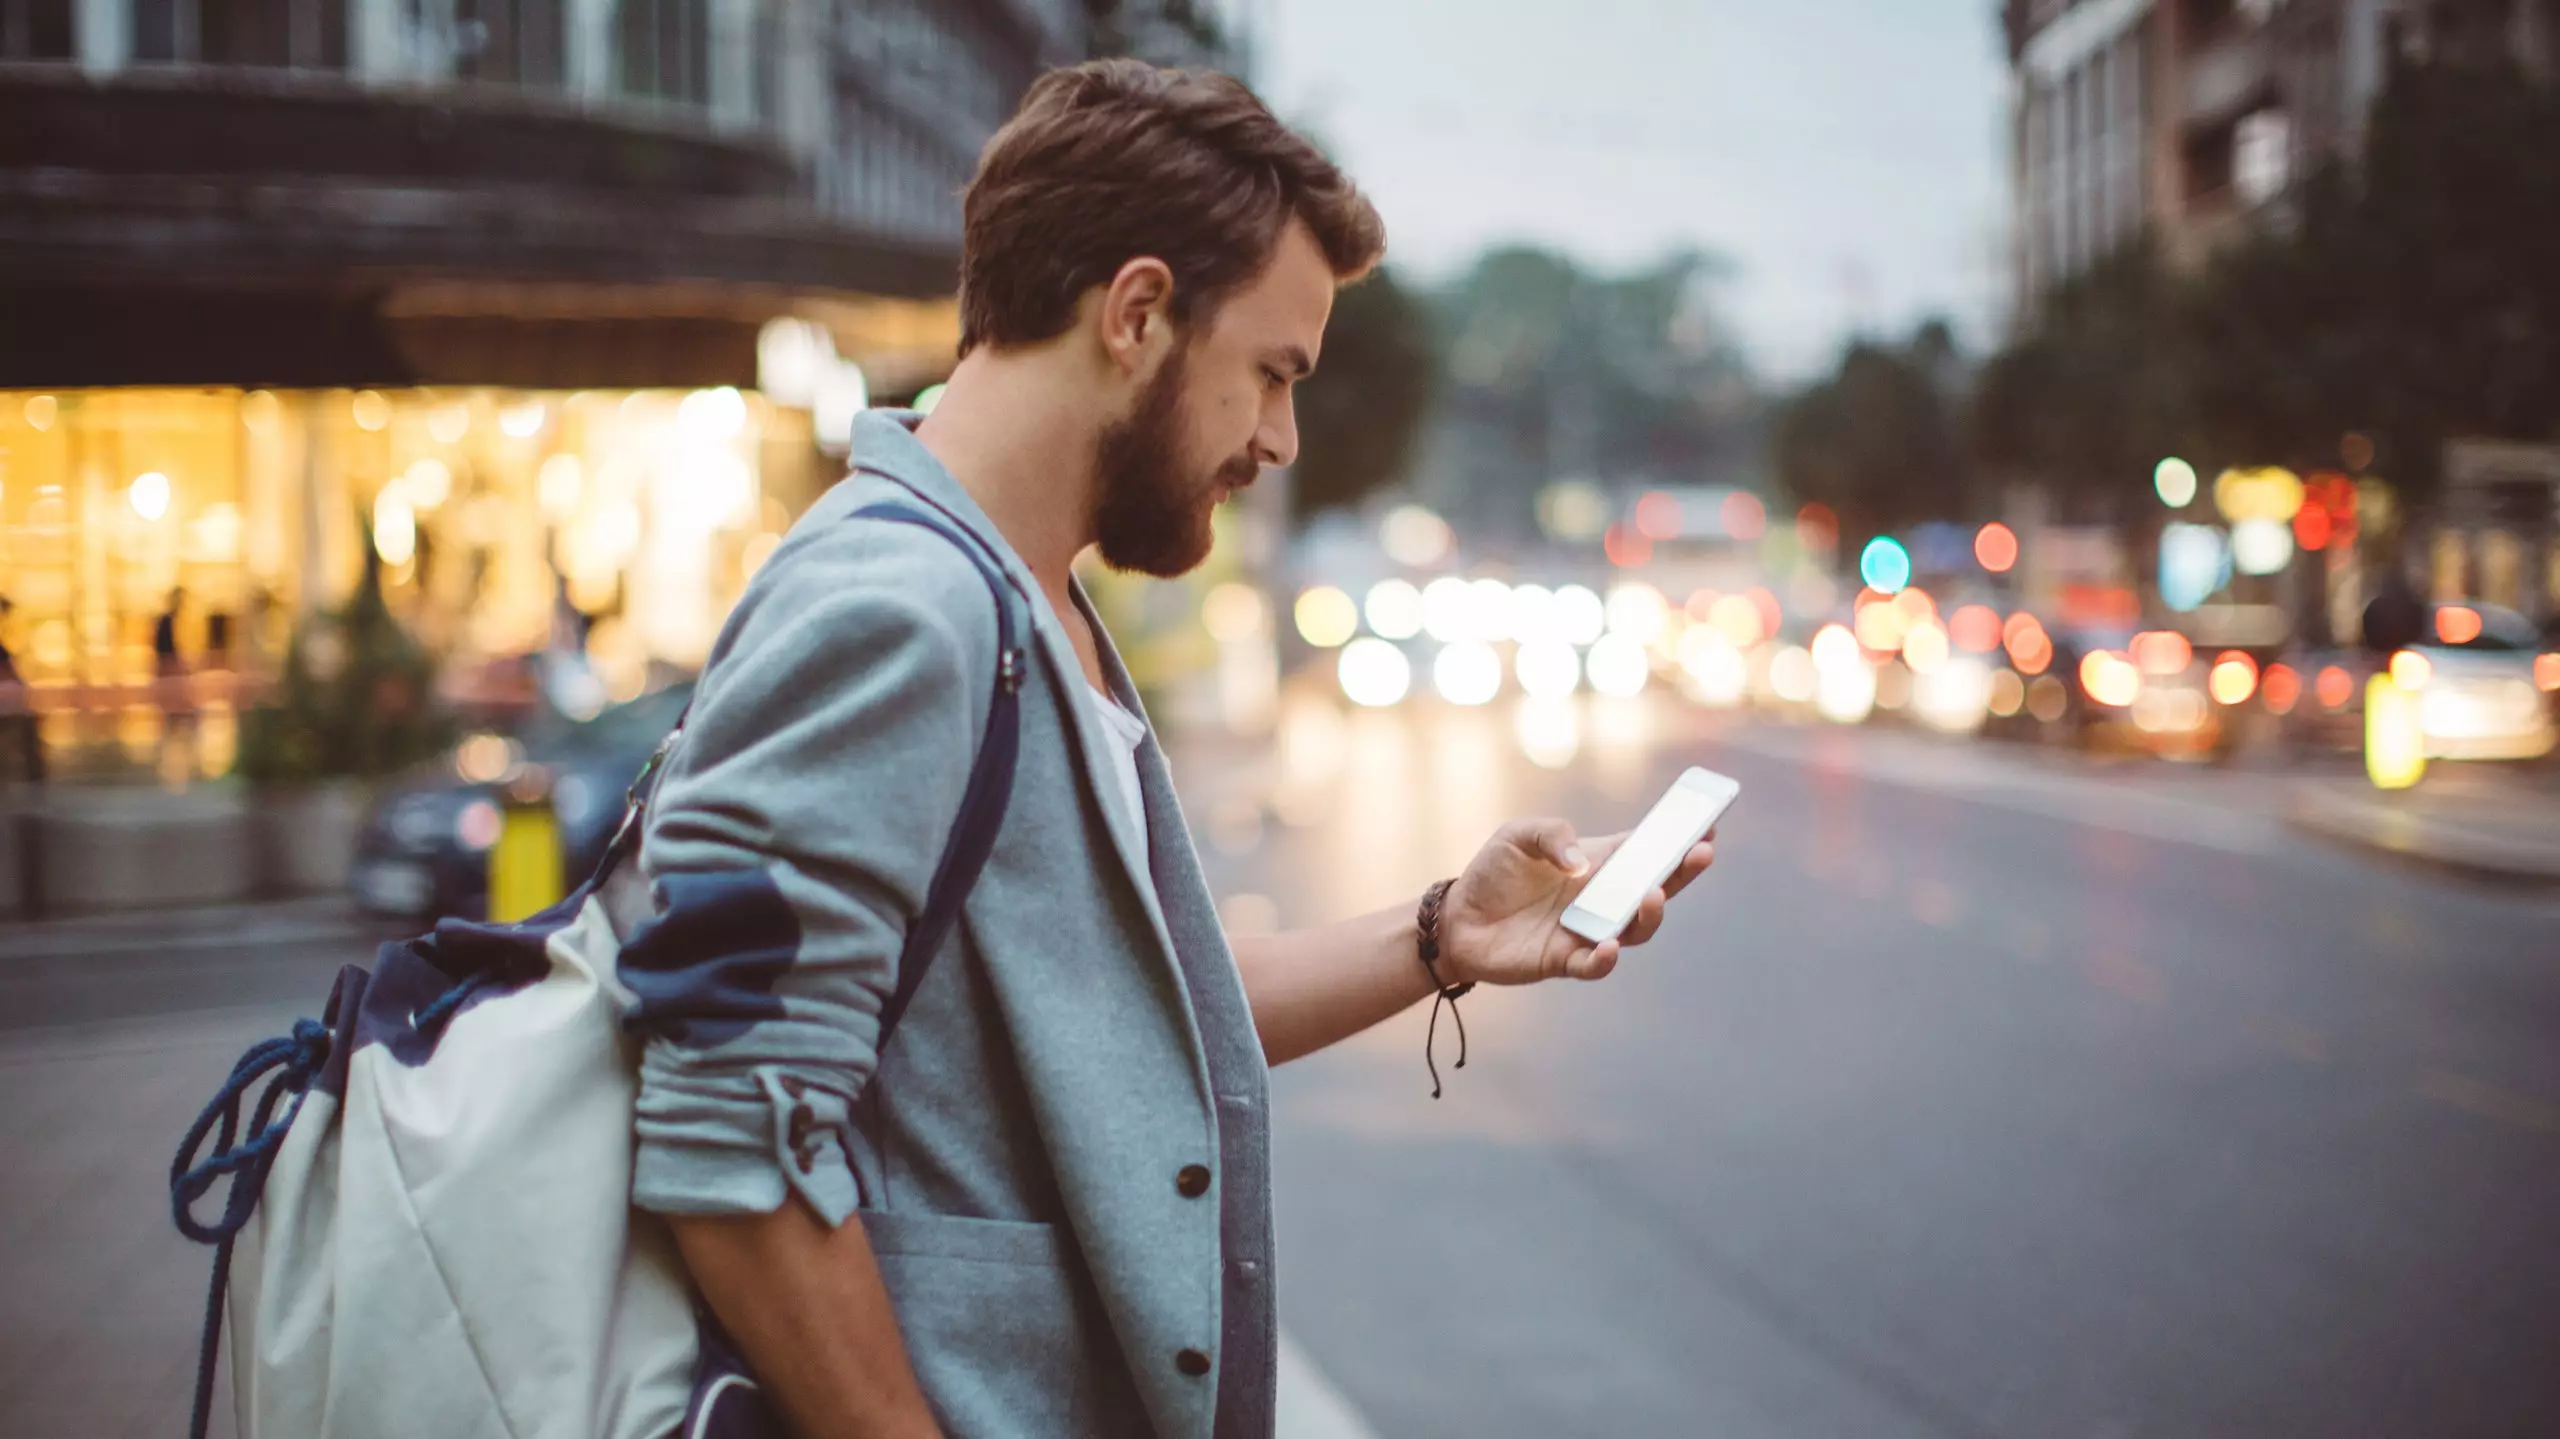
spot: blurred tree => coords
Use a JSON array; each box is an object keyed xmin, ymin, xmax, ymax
[
  {"xmin": 1290, "ymin": 266, "xmax": 1439, "ymax": 521},
  {"xmin": 1973, "ymin": 52, "xmax": 2560, "ymax": 508},
  {"xmin": 237, "ymin": 539, "xmax": 451, "ymax": 785},
  {"xmin": 1774, "ymin": 320, "xmax": 1972, "ymax": 543}
]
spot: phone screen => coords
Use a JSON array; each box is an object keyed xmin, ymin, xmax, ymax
[{"xmin": 1570, "ymin": 777, "xmax": 1731, "ymax": 930}]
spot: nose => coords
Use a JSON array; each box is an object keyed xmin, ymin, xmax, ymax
[{"xmin": 1258, "ymin": 392, "xmax": 1300, "ymax": 471}]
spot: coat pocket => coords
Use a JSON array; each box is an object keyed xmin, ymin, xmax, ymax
[{"xmin": 860, "ymin": 1211, "xmax": 1138, "ymax": 1438}]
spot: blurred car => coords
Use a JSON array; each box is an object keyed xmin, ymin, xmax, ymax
[
  {"xmin": 349, "ymin": 682, "xmax": 693, "ymax": 921},
  {"xmin": 2282, "ymin": 602, "xmax": 2554, "ymax": 762}
]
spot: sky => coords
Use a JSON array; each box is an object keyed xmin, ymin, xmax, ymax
[{"xmin": 1251, "ymin": 0, "xmax": 2014, "ymax": 380}]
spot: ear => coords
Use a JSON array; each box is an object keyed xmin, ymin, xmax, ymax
[{"xmin": 1097, "ymin": 256, "xmax": 1178, "ymax": 379}]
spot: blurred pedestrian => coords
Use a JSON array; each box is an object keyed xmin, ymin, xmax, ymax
[
  {"xmin": 635, "ymin": 60, "xmax": 1719, "ymax": 1439},
  {"xmin": 153, "ymin": 586, "xmax": 187, "ymax": 677}
]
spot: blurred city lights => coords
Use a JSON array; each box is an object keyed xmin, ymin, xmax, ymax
[
  {"xmin": 2027, "ymin": 674, "xmax": 2070, "ymax": 722},
  {"xmin": 2215, "ymin": 465, "xmax": 2306, "ymax": 523},
  {"xmin": 1421, "ymin": 576, "xmax": 1477, "ymax": 643},
  {"xmin": 1859, "ymin": 536, "xmax": 1912, "ymax": 594},
  {"xmin": 1768, "ymin": 645, "xmax": 1816, "ymax": 704},
  {"xmin": 1973, "ymin": 522, "xmax": 2018, "ymax": 573},
  {"xmin": 1294, "ymin": 586, "xmax": 1359, "ymax": 648},
  {"xmin": 1902, "ymin": 619, "xmax": 1951, "ymax": 675},
  {"xmin": 1363, "ymin": 579, "xmax": 1424, "ymax": 640},
  {"xmin": 2390, "ymin": 649, "xmax": 2432, "ymax": 689},
  {"xmin": 1538, "ymin": 481, "xmax": 1610, "ymax": 541},
  {"xmin": 1721, "ymin": 492, "xmax": 1767, "ymax": 541},
  {"xmin": 1470, "ymin": 579, "xmax": 1515, "ymax": 641},
  {"xmin": 1678, "ymin": 629, "xmax": 1747, "ymax": 706},
  {"xmin": 1794, "ymin": 502, "xmax": 1839, "ymax": 556},
  {"xmin": 1432, "ymin": 641, "xmax": 1503, "ymax": 706},
  {"xmin": 2366, "ymin": 672, "xmax": 2427, "ymax": 790},
  {"xmin": 128, "ymin": 471, "xmax": 171, "ymax": 521},
  {"xmin": 756, "ymin": 317, "xmax": 834, "ymax": 408},
  {"xmin": 2293, "ymin": 502, "xmax": 2333, "ymax": 551},
  {"xmin": 1747, "ymin": 587, "xmax": 1784, "ymax": 639},
  {"xmin": 1337, "ymin": 639, "xmax": 1412, "ymax": 708},
  {"xmin": 1854, "ymin": 598, "xmax": 1907, "ymax": 655},
  {"xmin": 1603, "ymin": 524, "xmax": 1653, "ymax": 568},
  {"xmin": 1709, "ymin": 593, "xmax": 1766, "ymax": 648},
  {"xmin": 2155, "ymin": 457, "xmax": 2199, "ymax": 508},
  {"xmin": 1553, "ymin": 585, "xmax": 1606, "ymax": 646},
  {"xmin": 2002, "ymin": 612, "xmax": 2053, "ymax": 675},
  {"xmin": 2208, "ymin": 652, "xmax": 2259, "ymax": 705},
  {"xmin": 404, "ymin": 457, "xmax": 453, "ymax": 510},
  {"xmin": 23, "ymin": 394, "xmax": 56, "ymax": 430},
  {"xmin": 539, "ymin": 454, "xmax": 583, "ymax": 517},
  {"xmin": 427, "ymin": 403, "xmax": 471, "ymax": 444},
  {"xmin": 1202, "ymin": 583, "xmax": 1268, "ymax": 644},
  {"xmin": 1605, "ymin": 583, "xmax": 1670, "ymax": 644},
  {"xmin": 351, "ymin": 389, "xmax": 391, "ymax": 431},
  {"xmin": 499, "ymin": 402, "xmax": 548, "ymax": 439},
  {"xmin": 1380, "ymin": 505, "xmax": 1456, "ymax": 567},
  {"xmin": 2262, "ymin": 663, "xmax": 2303, "ymax": 714},
  {"xmin": 2230, "ymin": 518, "xmax": 2295, "ymax": 575},
  {"xmin": 2159, "ymin": 523, "xmax": 2232, "ymax": 611},
  {"xmin": 1514, "ymin": 696, "xmax": 1581, "ymax": 770},
  {"xmin": 1950, "ymin": 604, "xmax": 2002, "ymax": 652},
  {"xmin": 1890, "ymin": 587, "xmax": 1936, "ymax": 624},
  {"xmin": 1586, "ymin": 635, "xmax": 1651, "ymax": 698},
  {"xmin": 1914, "ymin": 655, "xmax": 1994, "ymax": 734},
  {"xmin": 1872, "ymin": 661, "xmax": 1911, "ymax": 712},
  {"xmin": 2537, "ymin": 654, "xmax": 2560, "ymax": 693},
  {"xmin": 2132, "ymin": 684, "xmax": 2208, "ymax": 735},
  {"xmin": 1508, "ymin": 583, "xmax": 1559, "ymax": 643},
  {"xmin": 2080, "ymin": 650, "xmax": 2140, "ymax": 707},
  {"xmin": 2435, "ymin": 606, "xmax": 2482, "ymax": 645},
  {"xmin": 1816, "ymin": 652, "xmax": 1879, "ymax": 724},
  {"xmin": 2316, "ymin": 665, "xmax": 2354, "ymax": 709},
  {"xmin": 2131, "ymin": 630, "xmax": 2194, "ymax": 676},
  {"xmin": 1515, "ymin": 639, "xmax": 1582, "ymax": 700},
  {"xmin": 373, "ymin": 484, "xmax": 418, "ymax": 567},
  {"xmin": 1634, "ymin": 491, "xmax": 1683, "ymax": 540},
  {"xmin": 1989, "ymin": 668, "xmax": 2027, "ymax": 716},
  {"xmin": 1810, "ymin": 623, "xmax": 1861, "ymax": 672},
  {"xmin": 677, "ymin": 386, "xmax": 749, "ymax": 440}
]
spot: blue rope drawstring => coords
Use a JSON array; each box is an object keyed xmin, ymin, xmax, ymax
[
  {"xmin": 170, "ymin": 1017, "xmax": 332, "ymax": 1439},
  {"xmin": 409, "ymin": 971, "xmax": 491, "ymax": 1041}
]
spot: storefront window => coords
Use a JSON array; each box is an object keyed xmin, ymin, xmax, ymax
[{"xmin": 0, "ymin": 385, "xmax": 809, "ymax": 784}]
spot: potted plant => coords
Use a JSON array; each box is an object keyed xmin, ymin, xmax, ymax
[{"xmin": 237, "ymin": 561, "xmax": 452, "ymax": 896}]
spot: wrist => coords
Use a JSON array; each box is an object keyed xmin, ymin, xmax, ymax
[{"xmin": 1414, "ymin": 878, "xmax": 1473, "ymax": 1099}]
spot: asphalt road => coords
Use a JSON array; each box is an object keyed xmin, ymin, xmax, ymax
[
  {"xmin": 6, "ymin": 698, "xmax": 2558, "ymax": 1437},
  {"xmin": 1192, "ymin": 698, "xmax": 2560, "ymax": 1439}
]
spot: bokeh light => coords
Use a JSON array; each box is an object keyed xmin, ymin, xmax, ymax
[
  {"xmin": 1470, "ymin": 579, "xmax": 1515, "ymax": 642},
  {"xmin": 1515, "ymin": 696, "xmax": 1581, "ymax": 770},
  {"xmin": 1515, "ymin": 638, "xmax": 1582, "ymax": 699},
  {"xmin": 1380, "ymin": 505, "xmax": 1456, "ymax": 567},
  {"xmin": 2262, "ymin": 663, "xmax": 2302, "ymax": 714},
  {"xmin": 1635, "ymin": 491, "xmax": 1683, "ymax": 539},
  {"xmin": 1974, "ymin": 522, "xmax": 2018, "ymax": 573},
  {"xmin": 1679, "ymin": 629, "xmax": 1747, "ymax": 706},
  {"xmin": 2316, "ymin": 665, "xmax": 2354, "ymax": 709},
  {"xmin": 1337, "ymin": 639, "xmax": 1412, "ymax": 707},
  {"xmin": 1950, "ymin": 604, "xmax": 2003, "ymax": 652},
  {"xmin": 2155, "ymin": 457, "xmax": 2199, "ymax": 507},
  {"xmin": 2080, "ymin": 650, "xmax": 2140, "ymax": 707},
  {"xmin": 1605, "ymin": 583, "xmax": 1669, "ymax": 644},
  {"xmin": 1586, "ymin": 635, "xmax": 1651, "ymax": 698},
  {"xmin": 1553, "ymin": 585, "xmax": 1606, "ymax": 646},
  {"xmin": 1989, "ymin": 669, "xmax": 2027, "ymax": 716},
  {"xmin": 2390, "ymin": 649, "xmax": 2432, "ymax": 689},
  {"xmin": 2208, "ymin": 651, "xmax": 2259, "ymax": 705},
  {"xmin": 1860, "ymin": 536, "xmax": 1912, "ymax": 594},
  {"xmin": 1769, "ymin": 645, "xmax": 1816, "ymax": 704},
  {"xmin": 2131, "ymin": 630, "xmax": 2194, "ymax": 676},
  {"xmin": 1364, "ymin": 579, "xmax": 1424, "ymax": 640},
  {"xmin": 2435, "ymin": 606, "xmax": 2482, "ymax": 645},
  {"xmin": 2027, "ymin": 674, "xmax": 2070, "ymax": 721},
  {"xmin": 1722, "ymin": 492, "xmax": 1767, "ymax": 541},
  {"xmin": 1710, "ymin": 593, "xmax": 1766, "ymax": 648},
  {"xmin": 1202, "ymin": 583, "xmax": 1268, "ymax": 644},
  {"xmin": 1902, "ymin": 619, "xmax": 1951, "ymax": 675},
  {"xmin": 1421, "ymin": 577, "xmax": 1477, "ymax": 643},
  {"xmin": 1294, "ymin": 586, "xmax": 1359, "ymax": 648},
  {"xmin": 1432, "ymin": 641, "xmax": 1503, "ymax": 706}
]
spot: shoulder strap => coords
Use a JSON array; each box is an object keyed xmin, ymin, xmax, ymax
[
  {"xmin": 846, "ymin": 498, "xmax": 1027, "ymax": 1047},
  {"xmin": 605, "ymin": 488, "xmax": 1028, "ymax": 1050}
]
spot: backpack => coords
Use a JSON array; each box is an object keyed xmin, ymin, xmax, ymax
[{"xmin": 170, "ymin": 499, "xmax": 1028, "ymax": 1439}]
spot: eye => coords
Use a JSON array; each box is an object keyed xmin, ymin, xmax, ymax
[{"xmin": 1262, "ymin": 367, "xmax": 1288, "ymax": 391}]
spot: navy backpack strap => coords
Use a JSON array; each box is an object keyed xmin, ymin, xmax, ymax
[{"xmin": 846, "ymin": 497, "xmax": 1027, "ymax": 1048}]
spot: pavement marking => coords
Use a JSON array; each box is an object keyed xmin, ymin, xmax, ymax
[
  {"xmin": 2415, "ymin": 1070, "xmax": 2560, "ymax": 1135},
  {"xmin": 1275, "ymin": 1329, "xmax": 1382, "ymax": 1439}
]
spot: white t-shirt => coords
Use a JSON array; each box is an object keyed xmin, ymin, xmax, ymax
[{"xmin": 1085, "ymin": 684, "xmax": 1152, "ymax": 865}]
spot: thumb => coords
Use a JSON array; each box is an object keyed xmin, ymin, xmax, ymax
[{"xmin": 1517, "ymin": 818, "xmax": 1589, "ymax": 876}]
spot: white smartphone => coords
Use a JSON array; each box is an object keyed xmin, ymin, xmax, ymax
[{"xmin": 1558, "ymin": 766, "xmax": 1739, "ymax": 944}]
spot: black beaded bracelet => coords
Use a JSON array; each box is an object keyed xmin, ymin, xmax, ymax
[{"xmin": 1416, "ymin": 878, "xmax": 1473, "ymax": 1099}]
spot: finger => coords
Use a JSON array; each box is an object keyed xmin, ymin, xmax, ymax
[
  {"xmin": 1620, "ymin": 888, "xmax": 1668, "ymax": 946},
  {"xmin": 1514, "ymin": 817, "xmax": 1589, "ymax": 876},
  {"xmin": 1660, "ymin": 842, "xmax": 1716, "ymax": 899},
  {"xmin": 1565, "ymin": 937, "xmax": 1621, "ymax": 981}
]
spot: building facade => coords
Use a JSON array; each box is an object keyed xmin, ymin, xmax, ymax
[
  {"xmin": 2007, "ymin": 0, "xmax": 2560, "ymax": 306},
  {"xmin": 0, "ymin": 0, "xmax": 1137, "ymax": 780}
]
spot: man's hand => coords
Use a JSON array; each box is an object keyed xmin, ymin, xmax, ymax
[{"xmin": 1437, "ymin": 820, "xmax": 1715, "ymax": 986}]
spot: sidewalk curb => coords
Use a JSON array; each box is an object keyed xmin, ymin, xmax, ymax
[
  {"xmin": 0, "ymin": 896, "xmax": 384, "ymax": 963},
  {"xmin": 2285, "ymin": 785, "xmax": 2560, "ymax": 885}
]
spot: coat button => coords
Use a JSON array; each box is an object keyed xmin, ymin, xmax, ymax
[
  {"xmin": 1175, "ymin": 1164, "xmax": 1212, "ymax": 1198},
  {"xmin": 1175, "ymin": 1348, "xmax": 1212, "ymax": 1378}
]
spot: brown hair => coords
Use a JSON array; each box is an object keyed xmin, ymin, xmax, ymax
[{"xmin": 957, "ymin": 59, "xmax": 1385, "ymax": 356}]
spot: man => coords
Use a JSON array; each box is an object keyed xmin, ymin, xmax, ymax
[{"xmin": 633, "ymin": 60, "xmax": 1715, "ymax": 1438}]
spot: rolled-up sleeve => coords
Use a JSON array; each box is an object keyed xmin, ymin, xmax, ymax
[{"xmin": 623, "ymin": 528, "xmax": 990, "ymax": 1226}]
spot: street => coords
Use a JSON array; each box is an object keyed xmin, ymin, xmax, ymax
[{"xmin": 7, "ymin": 698, "xmax": 2560, "ymax": 1437}]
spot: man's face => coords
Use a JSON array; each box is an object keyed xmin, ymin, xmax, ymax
[{"xmin": 1093, "ymin": 220, "xmax": 1336, "ymax": 577}]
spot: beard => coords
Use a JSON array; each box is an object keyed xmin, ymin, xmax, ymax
[{"xmin": 1091, "ymin": 352, "xmax": 1258, "ymax": 578}]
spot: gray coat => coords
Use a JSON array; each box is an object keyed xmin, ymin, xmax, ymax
[{"xmin": 629, "ymin": 410, "xmax": 1274, "ymax": 1437}]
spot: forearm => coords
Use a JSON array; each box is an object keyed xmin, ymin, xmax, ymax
[
  {"xmin": 667, "ymin": 1201, "xmax": 942, "ymax": 1439},
  {"xmin": 1234, "ymin": 898, "xmax": 1436, "ymax": 1066}
]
